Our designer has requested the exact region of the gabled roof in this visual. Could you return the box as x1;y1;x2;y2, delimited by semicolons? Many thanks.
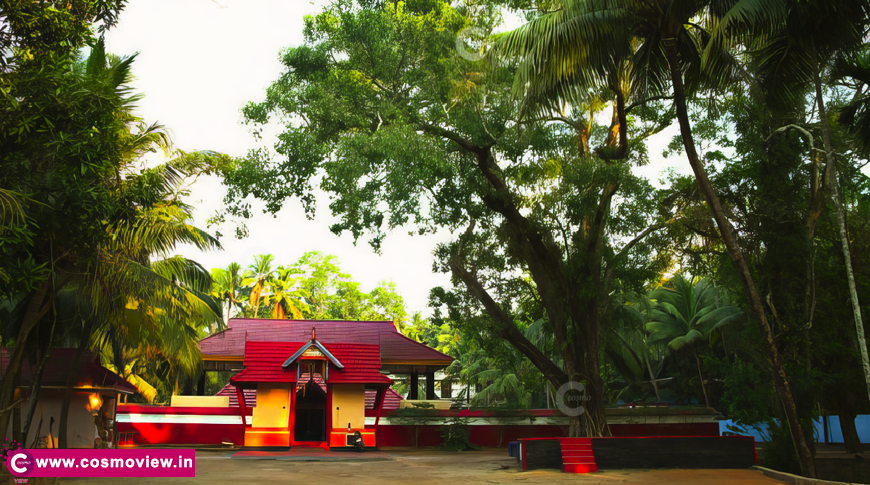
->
217;383;403;410
231;341;392;385
199;319;452;368
281;340;343;369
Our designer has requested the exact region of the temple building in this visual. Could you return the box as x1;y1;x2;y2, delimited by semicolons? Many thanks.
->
116;318;724;449
197;319;453;448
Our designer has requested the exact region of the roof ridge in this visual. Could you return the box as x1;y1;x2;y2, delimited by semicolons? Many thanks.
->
228;318;396;325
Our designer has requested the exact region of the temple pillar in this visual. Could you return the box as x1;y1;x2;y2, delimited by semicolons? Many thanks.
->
196;372;206;396
441;379;452;399
425;371;436;400
409;372;419;400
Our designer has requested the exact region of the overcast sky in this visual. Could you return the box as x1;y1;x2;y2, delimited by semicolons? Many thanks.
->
104;0;691;316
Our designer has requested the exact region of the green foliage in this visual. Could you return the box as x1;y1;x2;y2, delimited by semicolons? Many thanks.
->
0;4;232;413
211;251;410;329
440;417;480;452
718;359;772;424
645;275;744;351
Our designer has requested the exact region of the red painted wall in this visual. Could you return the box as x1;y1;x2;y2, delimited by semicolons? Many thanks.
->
117;405;253;446
370;423;717;447
118;422;245;446
117;405;719;447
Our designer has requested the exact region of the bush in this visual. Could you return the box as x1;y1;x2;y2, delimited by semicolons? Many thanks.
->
440;417;480;452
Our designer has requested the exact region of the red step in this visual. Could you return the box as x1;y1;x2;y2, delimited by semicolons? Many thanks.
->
559;438;597;473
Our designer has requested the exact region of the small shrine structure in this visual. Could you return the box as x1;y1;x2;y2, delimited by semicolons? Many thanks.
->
198;319;453;448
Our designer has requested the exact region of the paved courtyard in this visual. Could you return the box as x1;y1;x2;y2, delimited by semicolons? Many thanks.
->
58;448;786;485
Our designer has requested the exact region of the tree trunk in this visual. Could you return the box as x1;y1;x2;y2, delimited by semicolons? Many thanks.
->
0;281;51;439
579;309;610;437
664;39;817;478
839;407;863;454
22;315;57;442
811;42;870;409
58;318;96;449
645;357;661;402
568;414;583;437
693;348;710;408
837;399;864;453
12;369;21;443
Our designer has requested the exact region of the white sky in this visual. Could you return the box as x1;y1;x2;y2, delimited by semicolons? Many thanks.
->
104;0;688;316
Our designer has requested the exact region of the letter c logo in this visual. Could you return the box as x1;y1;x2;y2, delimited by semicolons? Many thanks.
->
10;454;27;473
7;451;34;476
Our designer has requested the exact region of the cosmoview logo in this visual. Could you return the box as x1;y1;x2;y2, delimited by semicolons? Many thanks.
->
7;450;34;477
455;27;488;61
556;381;591;417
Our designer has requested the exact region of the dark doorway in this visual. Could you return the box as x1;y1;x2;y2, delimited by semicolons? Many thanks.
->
294;380;326;442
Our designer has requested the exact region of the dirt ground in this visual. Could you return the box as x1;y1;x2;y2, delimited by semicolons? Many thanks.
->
57;448;786;485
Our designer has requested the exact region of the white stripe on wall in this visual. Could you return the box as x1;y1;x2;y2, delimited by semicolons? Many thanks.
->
117;414;252;425
363;417;570;426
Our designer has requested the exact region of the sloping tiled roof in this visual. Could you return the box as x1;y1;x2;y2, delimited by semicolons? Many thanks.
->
199;319;452;366
231;342;301;383
216;383;257;407
0;348;137;394
217;383;403;410
327;343;392;384
231;341;392;385
364;387;404;410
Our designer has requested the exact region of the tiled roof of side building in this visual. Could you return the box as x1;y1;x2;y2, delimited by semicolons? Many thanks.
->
0;348;137;394
199;319;452;365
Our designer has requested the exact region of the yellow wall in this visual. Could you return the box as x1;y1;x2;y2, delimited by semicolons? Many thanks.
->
331;384;365;429
252;385;290;428
170;395;229;407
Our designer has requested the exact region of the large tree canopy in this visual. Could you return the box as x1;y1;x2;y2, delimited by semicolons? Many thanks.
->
218;0;677;436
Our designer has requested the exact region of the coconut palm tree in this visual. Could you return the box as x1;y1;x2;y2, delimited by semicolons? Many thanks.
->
644;276;743;407
709;0;870;411
266;266;309;319
0;189;28;284
834;51;870;151
211;262;243;325
606;295;668;403
496;0;818;475
59;157;224;445
242;254;275;317
53;40;223;447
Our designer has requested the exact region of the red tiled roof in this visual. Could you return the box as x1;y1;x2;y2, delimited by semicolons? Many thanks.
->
216;383;257;407
199;319;452;367
231;341;392;385
364;387;403;410
327;343;392;384
0;348;137;394
217;383;403;410
231;342;301;383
